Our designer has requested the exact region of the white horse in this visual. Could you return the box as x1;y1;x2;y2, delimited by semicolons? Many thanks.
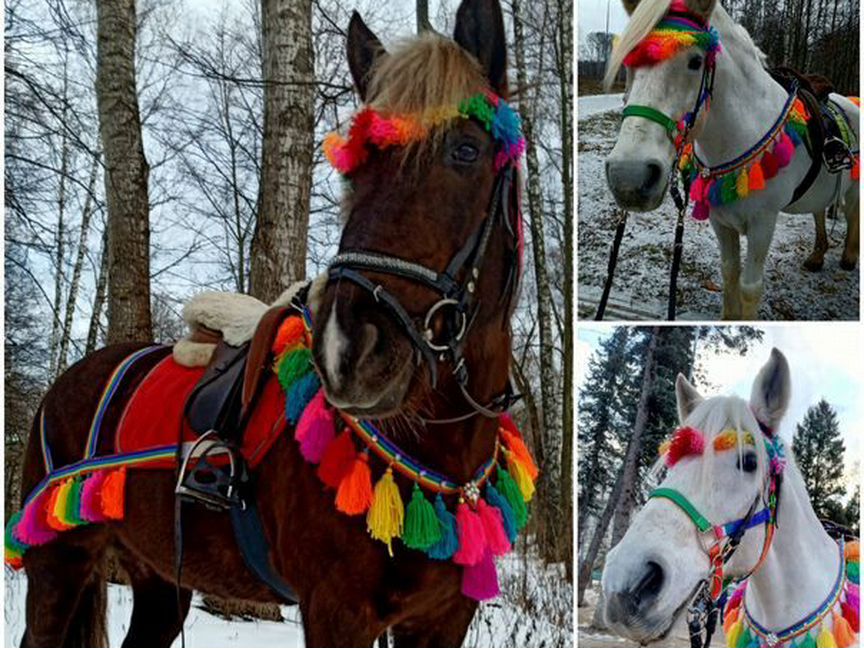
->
600;349;858;646
605;0;860;320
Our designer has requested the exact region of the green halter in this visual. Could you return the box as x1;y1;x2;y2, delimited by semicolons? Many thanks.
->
650;487;712;532
622;105;679;136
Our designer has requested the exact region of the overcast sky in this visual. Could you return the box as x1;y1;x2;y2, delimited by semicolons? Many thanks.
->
577;0;629;48
576;325;862;490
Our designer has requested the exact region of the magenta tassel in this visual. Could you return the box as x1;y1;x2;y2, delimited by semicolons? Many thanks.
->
295;389;335;464
689;176;705;203
80;471;108;523
846;587;859;611
728;582;746;608
774;132;794;167
452;501;487;566
477;500;511;556
692;200;710;221
461;550;501;601
15;490;58;546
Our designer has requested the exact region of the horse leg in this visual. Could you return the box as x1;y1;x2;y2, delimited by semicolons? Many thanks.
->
740;213;778;320
20;533;108;648
841;193;859;270
709;220;742;319
391;598;477;648
301;588;384;648
120;559;192;648
803;209;828;271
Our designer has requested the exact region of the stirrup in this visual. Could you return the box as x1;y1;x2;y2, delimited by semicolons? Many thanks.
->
822;136;854;173
175;431;245;511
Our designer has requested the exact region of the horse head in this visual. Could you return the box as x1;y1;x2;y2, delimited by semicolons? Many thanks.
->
601;349;792;643
605;0;720;211
313;0;522;419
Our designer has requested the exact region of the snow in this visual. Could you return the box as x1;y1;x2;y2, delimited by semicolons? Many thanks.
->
5;548;572;647
577;97;859;320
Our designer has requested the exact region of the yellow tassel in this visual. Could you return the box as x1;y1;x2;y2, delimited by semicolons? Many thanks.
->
736;169;749;199
818;624;837;648
366;468;404;556
506;452;535;503
727;619;744;648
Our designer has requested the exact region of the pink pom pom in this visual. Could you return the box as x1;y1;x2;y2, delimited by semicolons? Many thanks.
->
15;490;58;546
477;500;511;556
692;200;710;221
80;471;109;523
666;427;706;467
461;550;500;601
295;389;336;464
452;501;487;566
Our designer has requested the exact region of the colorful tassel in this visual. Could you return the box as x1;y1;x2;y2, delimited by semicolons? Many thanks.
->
846;541;859;561
723;606;740;635
63;477;85;527
774;132;794;167
101;468;126;520
690;175;706;203
506;452;535;502
295;389;336;463
366;468;404;555
272;317;306;356
736;626;752;648
276;348;313;392
841;601;859;633
726;618;744;648
720;174;738;204
476;499;510;556
800;632;817;648
461;549;500;601
403;485;442;550
486;484;517;543
848;561;860;585
427;495;459;560
708;178;721;206
335;452;373;515
736;169;749;199
47;480;75;531
762;151;779;179
832;612;855;648
817;625;837;648
749;162;766;190
286;372;322;424
452;500;487;566
499;429;539;481
852;156;860;181
4;511;27;568
318;429;356;488
692;200;710;221
496;467;528;530
80;470;109;523
14;490;57;546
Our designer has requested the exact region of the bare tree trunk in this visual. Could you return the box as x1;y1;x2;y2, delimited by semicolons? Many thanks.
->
577;328;659;606
417;0;430;32
87;228;110;354
96;0;153;344
512;0;561;558
249;0;314;303
58;154;101;371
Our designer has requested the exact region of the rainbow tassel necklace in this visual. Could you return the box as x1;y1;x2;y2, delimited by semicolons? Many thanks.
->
723;540;860;648
270;307;539;602
678;92;812;221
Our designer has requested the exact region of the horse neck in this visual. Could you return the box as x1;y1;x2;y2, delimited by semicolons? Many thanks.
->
744;457;840;629
695;6;790;165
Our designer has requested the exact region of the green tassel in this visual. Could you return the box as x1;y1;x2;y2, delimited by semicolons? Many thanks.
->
402;485;442;550
5;511;27;555
496;466;528;530
800;632;817;648
720;173;738;204
847;561;859;583
277;348;313;391
736;626;752;648
64;477;85;526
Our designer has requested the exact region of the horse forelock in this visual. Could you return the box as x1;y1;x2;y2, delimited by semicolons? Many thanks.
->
605;0;674;88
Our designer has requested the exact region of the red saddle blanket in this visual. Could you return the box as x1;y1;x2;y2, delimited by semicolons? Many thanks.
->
116;356;286;469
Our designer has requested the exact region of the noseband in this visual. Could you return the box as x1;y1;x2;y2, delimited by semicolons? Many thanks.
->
327;164;520;417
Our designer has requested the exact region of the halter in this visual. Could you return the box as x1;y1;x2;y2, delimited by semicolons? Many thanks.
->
650;422;785;648
325;93;526;417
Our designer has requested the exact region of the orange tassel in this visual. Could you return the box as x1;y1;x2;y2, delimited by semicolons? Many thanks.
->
723;607;740;635
101;468;127;520
851;157;860;181
500;430;539;480
833;612;856;648
749;162;766;190
272;317;306;356
335;453;373;515
846;541;860;561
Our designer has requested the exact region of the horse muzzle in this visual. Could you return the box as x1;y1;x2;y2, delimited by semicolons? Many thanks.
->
605;158;669;212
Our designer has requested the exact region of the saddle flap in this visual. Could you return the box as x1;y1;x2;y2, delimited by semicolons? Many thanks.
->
242;305;293;414
185;342;249;437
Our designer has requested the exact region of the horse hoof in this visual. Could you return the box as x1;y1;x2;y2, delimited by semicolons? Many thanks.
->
802;257;824;272
840;257;858;271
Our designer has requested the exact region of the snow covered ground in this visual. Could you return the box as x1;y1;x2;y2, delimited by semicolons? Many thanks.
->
577;95;860;321
5;549;572;647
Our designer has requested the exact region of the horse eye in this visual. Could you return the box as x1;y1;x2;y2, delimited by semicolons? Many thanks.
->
688;55;703;71
737;452;758;473
452;143;479;163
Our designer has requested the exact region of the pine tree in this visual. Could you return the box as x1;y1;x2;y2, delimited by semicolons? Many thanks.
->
793;399;846;520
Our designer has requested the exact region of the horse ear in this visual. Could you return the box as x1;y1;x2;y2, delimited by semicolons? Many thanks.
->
453;0;508;96
347;11;387;101
683;0;717;18
622;0;641;15
675;374;703;423
750;348;791;433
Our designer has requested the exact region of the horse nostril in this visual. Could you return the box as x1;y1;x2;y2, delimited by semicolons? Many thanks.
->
355;323;379;367
632;561;664;604
643;162;662;191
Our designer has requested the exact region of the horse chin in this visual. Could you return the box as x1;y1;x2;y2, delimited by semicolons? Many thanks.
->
321;355;415;420
607;593;689;646
610;184;668;213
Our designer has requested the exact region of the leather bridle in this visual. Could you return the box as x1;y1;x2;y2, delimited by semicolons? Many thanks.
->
327;163;521;418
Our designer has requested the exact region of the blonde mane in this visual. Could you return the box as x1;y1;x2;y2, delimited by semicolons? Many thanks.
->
605;0;673;88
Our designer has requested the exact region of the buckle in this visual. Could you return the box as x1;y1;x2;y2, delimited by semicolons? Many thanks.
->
423;299;467;352
822;136;854;172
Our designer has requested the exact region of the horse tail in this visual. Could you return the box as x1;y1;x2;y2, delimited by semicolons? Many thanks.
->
63;563;109;648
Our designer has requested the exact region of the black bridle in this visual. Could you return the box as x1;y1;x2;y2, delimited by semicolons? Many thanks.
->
327;163;520;418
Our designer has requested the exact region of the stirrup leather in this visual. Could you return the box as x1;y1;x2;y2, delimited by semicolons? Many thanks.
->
175;431;245;510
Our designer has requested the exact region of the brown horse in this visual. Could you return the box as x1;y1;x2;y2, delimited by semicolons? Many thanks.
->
14;1;525;646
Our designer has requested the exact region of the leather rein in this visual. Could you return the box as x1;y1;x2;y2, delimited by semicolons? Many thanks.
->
327;163;521;419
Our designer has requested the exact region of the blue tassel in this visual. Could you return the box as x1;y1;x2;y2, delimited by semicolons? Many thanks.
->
486;484;518;543
708;178;722;206
787;125;802;146
286;372;322;424
426;494;459;560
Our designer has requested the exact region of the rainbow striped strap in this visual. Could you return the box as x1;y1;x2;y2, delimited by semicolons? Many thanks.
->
83;346;167;459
